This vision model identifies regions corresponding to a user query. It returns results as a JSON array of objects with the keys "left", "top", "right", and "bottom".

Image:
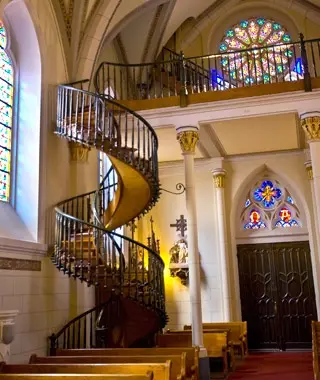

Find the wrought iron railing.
[
  {"left": 94, "top": 35, "right": 320, "bottom": 100},
  {"left": 49, "top": 297, "right": 111, "bottom": 355},
  {"left": 56, "top": 83, "right": 160, "bottom": 205}
]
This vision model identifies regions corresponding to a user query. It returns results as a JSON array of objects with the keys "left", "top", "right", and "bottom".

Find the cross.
[
  {"left": 129, "top": 220, "right": 138, "bottom": 237},
  {"left": 170, "top": 215, "right": 187, "bottom": 237}
]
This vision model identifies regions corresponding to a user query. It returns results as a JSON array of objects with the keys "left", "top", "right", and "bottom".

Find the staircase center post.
[{"left": 176, "top": 125, "right": 205, "bottom": 353}]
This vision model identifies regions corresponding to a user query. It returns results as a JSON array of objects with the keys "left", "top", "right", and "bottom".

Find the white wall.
[
  {"left": 144, "top": 159, "right": 224, "bottom": 329},
  {"left": 0, "top": 0, "right": 95, "bottom": 364},
  {"left": 226, "top": 151, "right": 320, "bottom": 319},
  {"left": 0, "top": 248, "right": 94, "bottom": 364},
  {"left": 5, "top": 0, "right": 41, "bottom": 241},
  {"left": 145, "top": 150, "right": 319, "bottom": 327}
]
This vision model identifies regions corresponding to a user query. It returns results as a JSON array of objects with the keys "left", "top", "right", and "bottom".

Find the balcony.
[{"left": 95, "top": 35, "right": 320, "bottom": 111}]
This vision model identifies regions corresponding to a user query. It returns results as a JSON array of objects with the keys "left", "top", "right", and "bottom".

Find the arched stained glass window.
[
  {"left": 219, "top": 18, "right": 294, "bottom": 85},
  {"left": 0, "top": 21, "right": 13, "bottom": 202},
  {"left": 241, "top": 178, "right": 301, "bottom": 231}
]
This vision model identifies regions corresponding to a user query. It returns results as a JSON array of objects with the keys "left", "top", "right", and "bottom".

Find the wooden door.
[{"left": 237, "top": 241, "right": 317, "bottom": 350}]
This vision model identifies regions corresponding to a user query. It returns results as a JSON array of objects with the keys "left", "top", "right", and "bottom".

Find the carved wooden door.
[{"left": 237, "top": 241, "right": 317, "bottom": 350}]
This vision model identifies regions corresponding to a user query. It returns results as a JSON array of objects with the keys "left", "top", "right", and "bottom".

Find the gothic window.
[
  {"left": 241, "top": 179, "right": 301, "bottom": 230},
  {"left": 219, "top": 18, "right": 298, "bottom": 85},
  {"left": 0, "top": 21, "right": 13, "bottom": 202}
]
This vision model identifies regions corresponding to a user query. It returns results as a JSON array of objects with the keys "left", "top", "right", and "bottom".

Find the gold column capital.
[
  {"left": 304, "top": 160, "right": 313, "bottom": 180},
  {"left": 176, "top": 126, "right": 199, "bottom": 154},
  {"left": 69, "top": 141, "right": 90, "bottom": 163},
  {"left": 212, "top": 169, "right": 226, "bottom": 188},
  {"left": 300, "top": 112, "right": 320, "bottom": 141}
]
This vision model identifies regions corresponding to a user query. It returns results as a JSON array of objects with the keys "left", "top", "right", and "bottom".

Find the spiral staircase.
[{"left": 49, "top": 78, "right": 166, "bottom": 354}]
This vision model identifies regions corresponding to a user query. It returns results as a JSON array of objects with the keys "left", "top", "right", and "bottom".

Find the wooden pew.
[
  {"left": 157, "top": 332, "right": 233, "bottom": 376},
  {"left": 27, "top": 355, "right": 185, "bottom": 380},
  {"left": 0, "top": 376, "right": 153, "bottom": 380},
  {"left": 312, "top": 320, "right": 320, "bottom": 380},
  {"left": 184, "top": 322, "right": 247, "bottom": 357},
  {"left": 23, "top": 360, "right": 170, "bottom": 380},
  {"left": 166, "top": 329, "right": 231, "bottom": 346},
  {"left": 55, "top": 348, "right": 199, "bottom": 380}
]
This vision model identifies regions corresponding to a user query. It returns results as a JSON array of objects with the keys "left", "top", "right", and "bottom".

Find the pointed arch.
[
  {"left": 240, "top": 177, "right": 303, "bottom": 232},
  {"left": 228, "top": 162, "right": 320, "bottom": 320}
]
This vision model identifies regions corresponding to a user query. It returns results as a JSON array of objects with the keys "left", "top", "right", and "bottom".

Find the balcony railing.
[{"left": 95, "top": 34, "right": 320, "bottom": 102}]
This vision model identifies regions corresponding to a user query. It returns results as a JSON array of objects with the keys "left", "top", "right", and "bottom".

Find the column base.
[{"left": 199, "top": 354, "right": 211, "bottom": 380}]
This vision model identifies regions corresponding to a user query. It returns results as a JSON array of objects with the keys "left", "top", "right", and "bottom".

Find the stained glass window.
[
  {"left": 275, "top": 207, "right": 298, "bottom": 228},
  {"left": 253, "top": 180, "right": 282, "bottom": 208},
  {"left": 0, "top": 21, "right": 13, "bottom": 202},
  {"left": 244, "top": 209, "right": 266, "bottom": 229},
  {"left": 219, "top": 18, "right": 293, "bottom": 85},
  {"left": 241, "top": 178, "right": 301, "bottom": 231}
]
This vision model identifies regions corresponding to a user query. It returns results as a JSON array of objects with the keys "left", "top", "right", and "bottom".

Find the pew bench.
[
  {"left": 312, "top": 320, "right": 320, "bottom": 380},
  {"left": 55, "top": 348, "right": 199, "bottom": 380},
  {"left": 157, "top": 332, "right": 233, "bottom": 376},
  {"left": 27, "top": 355, "right": 185, "bottom": 380},
  {"left": 184, "top": 322, "right": 247, "bottom": 357},
  {"left": 23, "top": 360, "right": 170, "bottom": 380},
  {"left": 0, "top": 375, "right": 153, "bottom": 380}
]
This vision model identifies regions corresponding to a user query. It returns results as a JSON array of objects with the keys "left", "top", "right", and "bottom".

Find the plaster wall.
[
  {"left": 146, "top": 150, "right": 320, "bottom": 327},
  {"left": 0, "top": 0, "right": 95, "bottom": 364}
]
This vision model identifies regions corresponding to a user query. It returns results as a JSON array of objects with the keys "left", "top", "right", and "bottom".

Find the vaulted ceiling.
[{"left": 50, "top": 0, "right": 320, "bottom": 79}]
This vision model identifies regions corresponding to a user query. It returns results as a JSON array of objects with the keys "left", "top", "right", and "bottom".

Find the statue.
[
  {"left": 169, "top": 238, "right": 188, "bottom": 264},
  {"left": 169, "top": 214, "right": 189, "bottom": 285}
]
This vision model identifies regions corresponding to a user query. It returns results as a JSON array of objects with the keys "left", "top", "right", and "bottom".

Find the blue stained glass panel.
[
  {"left": 245, "top": 199, "right": 251, "bottom": 208},
  {"left": 253, "top": 180, "right": 282, "bottom": 208},
  {"left": 287, "top": 196, "right": 294, "bottom": 204}
]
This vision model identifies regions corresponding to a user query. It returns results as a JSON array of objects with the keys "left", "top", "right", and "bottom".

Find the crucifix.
[
  {"left": 170, "top": 215, "right": 187, "bottom": 237},
  {"left": 129, "top": 220, "right": 138, "bottom": 239}
]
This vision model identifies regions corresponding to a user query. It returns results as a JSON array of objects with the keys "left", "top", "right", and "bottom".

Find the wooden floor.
[{"left": 224, "top": 352, "right": 313, "bottom": 380}]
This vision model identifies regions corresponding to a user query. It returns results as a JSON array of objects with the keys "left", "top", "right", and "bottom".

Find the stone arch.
[
  {"left": 228, "top": 162, "right": 320, "bottom": 319},
  {"left": 2, "top": 0, "right": 68, "bottom": 244},
  {"left": 236, "top": 169, "right": 308, "bottom": 237},
  {"left": 77, "top": 0, "right": 170, "bottom": 83},
  {"left": 180, "top": 0, "right": 320, "bottom": 54}
]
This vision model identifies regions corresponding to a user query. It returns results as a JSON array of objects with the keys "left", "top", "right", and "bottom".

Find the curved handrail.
[
  {"left": 55, "top": 206, "right": 164, "bottom": 267},
  {"left": 94, "top": 37, "right": 319, "bottom": 100},
  {"left": 49, "top": 297, "right": 114, "bottom": 355},
  {"left": 54, "top": 298, "right": 111, "bottom": 339},
  {"left": 59, "top": 84, "right": 159, "bottom": 148},
  {"left": 53, "top": 80, "right": 165, "bottom": 351}
]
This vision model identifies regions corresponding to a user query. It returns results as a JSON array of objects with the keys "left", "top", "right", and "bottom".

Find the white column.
[
  {"left": 212, "top": 169, "right": 231, "bottom": 321},
  {"left": 301, "top": 112, "right": 320, "bottom": 230},
  {"left": 176, "top": 126, "right": 204, "bottom": 351},
  {"left": 304, "top": 160, "right": 320, "bottom": 315}
]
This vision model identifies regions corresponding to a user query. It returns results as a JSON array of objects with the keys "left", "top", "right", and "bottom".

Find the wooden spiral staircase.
[{"left": 49, "top": 79, "right": 166, "bottom": 354}]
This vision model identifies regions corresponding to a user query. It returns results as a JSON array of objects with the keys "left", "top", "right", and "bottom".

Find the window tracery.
[
  {"left": 241, "top": 179, "right": 301, "bottom": 231},
  {"left": 0, "top": 21, "right": 13, "bottom": 202},
  {"left": 219, "top": 18, "right": 300, "bottom": 85}
]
